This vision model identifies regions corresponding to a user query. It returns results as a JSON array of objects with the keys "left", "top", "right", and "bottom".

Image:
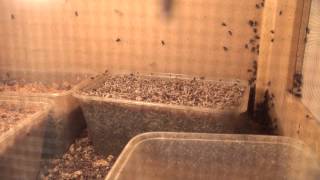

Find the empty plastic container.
[
  {"left": 0, "top": 69, "right": 93, "bottom": 158},
  {"left": 0, "top": 96, "right": 51, "bottom": 180},
  {"left": 106, "top": 132, "right": 320, "bottom": 180},
  {"left": 75, "top": 73, "right": 249, "bottom": 155}
]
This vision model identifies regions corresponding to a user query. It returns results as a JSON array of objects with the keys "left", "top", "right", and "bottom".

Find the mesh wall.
[{"left": 0, "top": 0, "right": 263, "bottom": 80}]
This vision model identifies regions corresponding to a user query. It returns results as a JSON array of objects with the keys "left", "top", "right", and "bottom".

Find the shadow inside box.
[
  {"left": 38, "top": 129, "right": 115, "bottom": 180},
  {"left": 236, "top": 112, "right": 277, "bottom": 135}
]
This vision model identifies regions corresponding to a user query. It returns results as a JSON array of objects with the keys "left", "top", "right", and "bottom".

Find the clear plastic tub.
[
  {"left": 74, "top": 73, "right": 249, "bottom": 155},
  {"left": 106, "top": 132, "right": 320, "bottom": 180},
  {"left": 0, "top": 96, "right": 51, "bottom": 180},
  {"left": 0, "top": 70, "right": 94, "bottom": 158}
]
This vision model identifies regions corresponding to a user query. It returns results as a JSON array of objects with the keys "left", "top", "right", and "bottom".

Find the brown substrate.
[
  {"left": 39, "top": 130, "right": 115, "bottom": 180},
  {"left": 81, "top": 73, "right": 245, "bottom": 109},
  {"left": 0, "top": 80, "right": 72, "bottom": 94},
  {"left": 0, "top": 103, "right": 37, "bottom": 135}
]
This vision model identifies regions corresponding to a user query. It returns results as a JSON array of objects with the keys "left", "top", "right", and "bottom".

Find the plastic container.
[
  {"left": 0, "top": 70, "right": 94, "bottom": 158},
  {"left": 74, "top": 73, "right": 249, "bottom": 155},
  {"left": 106, "top": 132, "right": 320, "bottom": 180},
  {"left": 0, "top": 96, "right": 51, "bottom": 180}
]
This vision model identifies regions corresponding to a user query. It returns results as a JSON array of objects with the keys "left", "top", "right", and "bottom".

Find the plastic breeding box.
[
  {"left": 74, "top": 73, "right": 249, "bottom": 155},
  {"left": 0, "top": 70, "right": 93, "bottom": 158},
  {"left": 106, "top": 132, "right": 320, "bottom": 180},
  {"left": 0, "top": 97, "right": 50, "bottom": 180}
]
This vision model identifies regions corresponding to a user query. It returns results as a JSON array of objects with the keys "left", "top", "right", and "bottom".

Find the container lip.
[
  {"left": 0, "top": 70, "right": 95, "bottom": 98},
  {"left": 0, "top": 90, "right": 72, "bottom": 98},
  {"left": 0, "top": 76, "right": 90, "bottom": 97},
  {"left": 74, "top": 72, "right": 250, "bottom": 113},
  {"left": 0, "top": 97, "right": 51, "bottom": 154},
  {"left": 106, "top": 132, "right": 319, "bottom": 180},
  {"left": 126, "top": 132, "right": 309, "bottom": 148}
]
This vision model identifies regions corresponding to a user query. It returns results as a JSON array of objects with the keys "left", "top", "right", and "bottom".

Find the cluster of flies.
[
  {"left": 244, "top": 19, "right": 261, "bottom": 55},
  {"left": 287, "top": 27, "right": 310, "bottom": 98},
  {"left": 289, "top": 26, "right": 312, "bottom": 98},
  {"left": 262, "top": 89, "right": 278, "bottom": 130},
  {"left": 220, "top": 1, "right": 269, "bottom": 86},
  {"left": 248, "top": 60, "right": 258, "bottom": 87},
  {"left": 289, "top": 73, "right": 303, "bottom": 98},
  {"left": 246, "top": 2, "right": 286, "bottom": 87},
  {"left": 246, "top": 0, "right": 264, "bottom": 87}
]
